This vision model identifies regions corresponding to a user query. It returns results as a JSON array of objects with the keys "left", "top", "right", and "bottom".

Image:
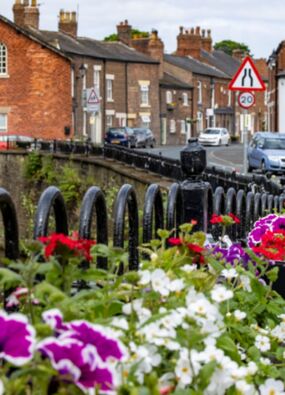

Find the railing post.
[{"left": 180, "top": 138, "right": 211, "bottom": 232}]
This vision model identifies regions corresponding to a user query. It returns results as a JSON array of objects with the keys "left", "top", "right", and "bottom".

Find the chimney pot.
[
  {"left": 125, "top": 19, "right": 128, "bottom": 25},
  {"left": 71, "top": 11, "right": 76, "bottom": 22},
  {"left": 202, "top": 29, "right": 205, "bottom": 37},
  {"left": 179, "top": 26, "right": 183, "bottom": 34},
  {"left": 195, "top": 26, "right": 200, "bottom": 35},
  {"left": 190, "top": 27, "right": 194, "bottom": 34},
  {"left": 31, "top": 0, "right": 37, "bottom": 6},
  {"left": 207, "top": 29, "right": 211, "bottom": 37}
]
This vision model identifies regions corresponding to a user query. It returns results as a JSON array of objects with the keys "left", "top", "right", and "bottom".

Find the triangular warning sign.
[
  {"left": 229, "top": 56, "right": 266, "bottom": 91},
  {"left": 87, "top": 88, "right": 100, "bottom": 104}
]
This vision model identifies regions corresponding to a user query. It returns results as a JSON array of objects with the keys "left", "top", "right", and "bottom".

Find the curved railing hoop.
[
  {"left": 143, "top": 184, "right": 164, "bottom": 244},
  {"left": 34, "top": 186, "right": 68, "bottom": 239},
  {"left": 166, "top": 183, "right": 183, "bottom": 234},
  {"left": 79, "top": 186, "right": 108, "bottom": 269},
  {"left": 113, "top": 184, "right": 139, "bottom": 271},
  {"left": 0, "top": 188, "right": 19, "bottom": 259}
]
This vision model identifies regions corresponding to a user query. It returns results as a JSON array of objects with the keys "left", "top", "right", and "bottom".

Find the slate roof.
[
  {"left": 160, "top": 72, "right": 193, "bottom": 89},
  {"left": 0, "top": 15, "right": 70, "bottom": 60},
  {"left": 164, "top": 54, "right": 229, "bottom": 79},
  {"left": 28, "top": 28, "right": 159, "bottom": 64},
  {"left": 201, "top": 49, "right": 240, "bottom": 78}
]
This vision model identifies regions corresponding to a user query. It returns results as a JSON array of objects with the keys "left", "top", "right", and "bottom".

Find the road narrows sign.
[
  {"left": 229, "top": 56, "right": 266, "bottom": 91},
  {"left": 86, "top": 87, "right": 100, "bottom": 112}
]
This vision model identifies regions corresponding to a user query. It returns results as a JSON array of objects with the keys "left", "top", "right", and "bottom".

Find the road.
[{"left": 145, "top": 144, "right": 244, "bottom": 172}]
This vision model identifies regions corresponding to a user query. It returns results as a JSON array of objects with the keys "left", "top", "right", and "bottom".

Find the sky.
[{"left": 1, "top": 0, "right": 285, "bottom": 59}]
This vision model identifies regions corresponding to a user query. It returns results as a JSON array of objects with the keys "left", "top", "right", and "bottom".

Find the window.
[
  {"left": 140, "top": 85, "right": 149, "bottom": 106},
  {"left": 94, "top": 71, "right": 100, "bottom": 96},
  {"left": 140, "top": 115, "right": 150, "bottom": 128},
  {"left": 180, "top": 120, "right": 186, "bottom": 134},
  {"left": 0, "top": 114, "right": 7, "bottom": 132},
  {"left": 170, "top": 119, "right": 176, "bottom": 133},
  {"left": 166, "top": 90, "right": 172, "bottom": 104},
  {"left": 182, "top": 92, "right": 188, "bottom": 106},
  {"left": 228, "top": 90, "right": 232, "bottom": 107},
  {"left": 211, "top": 85, "right": 215, "bottom": 108},
  {"left": 106, "top": 78, "right": 113, "bottom": 101},
  {"left": 0, "top": 44, "right": 7, "bottom": 75},
  {"left": 106, "top": 115, "right": 113, "bottom": 128},
  {"left": 197, "top": 81, "right": 202, "bottom": 104}
]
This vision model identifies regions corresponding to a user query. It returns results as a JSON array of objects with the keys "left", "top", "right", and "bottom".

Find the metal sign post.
[{"left": 243, "top": 109, "right": 248, "bottom": 174}]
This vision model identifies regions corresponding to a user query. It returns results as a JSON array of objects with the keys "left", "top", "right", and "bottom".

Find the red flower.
[
  {"left": 168, "top": 237, "right": 183, "bottom": 246},
  {"left": 252, "top": 230, "right": 285, "bottom": 261},
  {"left": 187, "top": 243, "right": 204, "bottom": 253},
  {"left": 210, "top": 214, "right": 224, "bottom": 224},
  {"left": 228, "top": 213, "right": 241, "bottom": 224},
  {"left": 191, "top": 220, "right": 198, "bottom": 226},
  {"left": 39, "top": 233, "right": 96, "bottom": 262}
]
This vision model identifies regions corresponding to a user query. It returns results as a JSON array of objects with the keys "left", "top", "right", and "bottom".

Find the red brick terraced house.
[
  {"left": 0, "top": 11, "right": 72, "bottom": 139},
  {"left": 1, "top": 1, "right": 161, "bottom": 143}
]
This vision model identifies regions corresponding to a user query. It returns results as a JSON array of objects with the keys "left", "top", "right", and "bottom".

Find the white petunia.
[
  {"left": 234, "top": 310, "right": 247, "bottom": 321},
  {"left": 175, "top": 356, "right": 193, "bottom": 386},
  {"left": 221, "top": 268, "right": 238, "bottom": 280},
  {"left": 150, "top": 253, "right": 158, "bottom": 262},
  {"left": 181, "top": 264, "right": 197, "bottom": 272},
  {"left": 111, "top": 317, "right": 129, "bottom": 330},
  {"left": 271, "top": 323, "right": 285, "bottom": 342},
  {"left": 240, "top": 275, "right": 252, "bottom": 292},
  {"left": 259, "top": 378, "right": 285, "bottom": 395},
  {"left": 131, "top": 344, "right": 161, "bottom": 383},
  {"left": 138, "top": 270, "right": 151, "bottom": 285},
  {"left": 168, "top": 279, "right": 185, "bottom": 292},
  {"left": 235, "top": 380, "right": 257, "bottom": 395},
  {"left": 211, "top": 285, "right": 234, "bottom": 303},
  {"left": 150, "top": 269, "right": 171, "bottom": 296},
  {"left": 255, "top": 335, "right": 271, "bottom": 352}
]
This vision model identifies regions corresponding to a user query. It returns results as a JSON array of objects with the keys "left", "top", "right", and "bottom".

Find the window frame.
[
  {"left": 166, "top": 90, "right": 173, "bottom": 104},
  {"left": 140, "top": 84, "right": 149, "bottom": 106},
  {"left": 0, "top": 43, "right": 8, "bottom": 76},
  {"left": 106, "top": 78, "right": 113, "bottom": 102},
  {"left": 0, "top": 113, "right": 8, "bottom": 132},
  {"left": 197, "top": 81, "right": 202, "bottom": 104},
  {"left": 182, "top": 92, "right": 189, "bottom": 106}
]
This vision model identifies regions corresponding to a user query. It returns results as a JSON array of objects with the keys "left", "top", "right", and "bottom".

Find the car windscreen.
[
  {"left": 203, "top": 129, "right": 220, "bottom": 135},
  {"left": 108, "top": 129, "right": 126, "bottom": 137},
  {"left": 263, "top": 138, "right": 285, "bottom": 150},
  {"left": 133, "top": 129, "right": 146, "bottom": 136}
]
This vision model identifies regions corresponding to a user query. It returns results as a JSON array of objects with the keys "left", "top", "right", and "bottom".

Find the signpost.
[{"left": 229, "top": 56, "right": 266, "bottom": 174}]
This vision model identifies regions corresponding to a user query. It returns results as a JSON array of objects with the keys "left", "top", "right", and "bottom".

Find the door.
[{"left": 161, "top": 118, "right": 167, "bottom": 145}]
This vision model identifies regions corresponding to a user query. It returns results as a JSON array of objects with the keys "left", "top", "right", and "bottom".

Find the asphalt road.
[{"left": 144, "top": 143, "right": 244, "bottom": 172}]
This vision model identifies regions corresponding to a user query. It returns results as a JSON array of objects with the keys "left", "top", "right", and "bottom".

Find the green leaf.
[
  {"left": 266, "top": 266, "right": 279, "bottom": 283},
  {"left": 216, "top": 334, "right": 241, "bottom": 363},
  {"left": 247, "top": 346, "right": 261, "bottom": 361},
  {"left": 197, "top": 360, "right": 216, "bottom": 389},
  {"left": 0, "top": 268, "right": 22, "bottom": 288}
]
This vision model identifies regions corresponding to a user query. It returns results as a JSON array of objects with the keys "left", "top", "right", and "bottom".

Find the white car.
[{"left": 198, "top": 128, "right": 231, "bottom": 146}]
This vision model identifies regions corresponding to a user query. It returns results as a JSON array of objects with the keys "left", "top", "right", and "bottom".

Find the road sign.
[
  {"left": 86, "top": 87, "right": 100, "bottom": 112},
  {"left": 229, "top": 56, "right": 266, "bottom": 91},
  {"left": 238, "top": 91, "right": 255, "bottom": 109}
]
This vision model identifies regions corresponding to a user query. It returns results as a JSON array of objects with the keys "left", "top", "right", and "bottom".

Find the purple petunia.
[
  {"left": 248, "top": 214, "right": 285, "bottom": 248},
  {"left": 213, "top": 244, "right": 250, "bottom": 266},
  {"left": 40, "top": 309, "right": 127, "bottom": 393},
  {"left": 0, "top": 311, "right": 35, "bottom": 366},
  {"left": 38, "top": 337, "right": 116, "bottom": 394}
]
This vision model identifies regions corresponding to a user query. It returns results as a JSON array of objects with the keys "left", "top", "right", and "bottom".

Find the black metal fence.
[
  {"left": 23, "top": 139, "right": 282, "bottom": 195},
  {"left": 0, "top": 181, "right": 283, "bottom": 269}
]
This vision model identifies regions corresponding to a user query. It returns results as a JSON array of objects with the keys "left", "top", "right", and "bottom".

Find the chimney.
[
  {"left": 117, "top": 20, "right": 132, "bottom": 46},
  {"left": 58, "top": 9, "right": 78, "bottom": 38},
  {"left": 201, "top": 29, "right": 212, "bottom": 52},
  {"left": 148, "top": 29, "right": 164, "bottom": 78},
  {"left": 13, "top": 0, "right": 25, "bottom": 27},
  {"left": 13, "top": 0, "right": 40, "bottom": 30},
  {"left": 176, "top": 25, "right": 202, "bottom": 59},
  {"left": 232, "top": 48, "right": 246, "bottom": 62}
]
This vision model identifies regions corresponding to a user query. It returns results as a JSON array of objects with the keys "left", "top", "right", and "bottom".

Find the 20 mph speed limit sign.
[{"left": 238, "top": 91, "right": 255, "bottom": 109}]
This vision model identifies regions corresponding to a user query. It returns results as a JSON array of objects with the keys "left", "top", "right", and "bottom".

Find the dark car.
[
  {"left": 247, "top": 132, "right": 285, "bottom": 173},
  {"left": 104, "top": 127, "right": 136, "bottom": 148},
  {"left": 133, "top": 128, "right": 156, "bottom": 148}
]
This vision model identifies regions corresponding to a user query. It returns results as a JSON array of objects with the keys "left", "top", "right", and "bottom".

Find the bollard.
[{"left": 180, "top": 138, "right": 211, "bottom": 232}]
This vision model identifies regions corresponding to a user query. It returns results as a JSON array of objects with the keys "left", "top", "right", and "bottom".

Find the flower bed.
[{"left": 0, "top": 217, "right": 285, "bottom": 394}]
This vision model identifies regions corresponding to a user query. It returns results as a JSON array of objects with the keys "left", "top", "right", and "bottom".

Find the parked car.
[
  {"left": 198, "top": 128, "right": 230, "bottom": 146},
  {"left": 0, "top": 134, "right": 34, "bottom": 150},
  {"left": 247, "top": 132, "right": 285, "bottom": 173},
  {"left": 104, "top": 127, "right": 137, "bottom": 148},
  {"left": 133, "top": 128, "right": 156, "bottom": 148}
]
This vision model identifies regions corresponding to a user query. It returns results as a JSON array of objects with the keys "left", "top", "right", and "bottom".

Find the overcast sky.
[{"left": 2, "top": 0, "right": 285, "bottom": 59}]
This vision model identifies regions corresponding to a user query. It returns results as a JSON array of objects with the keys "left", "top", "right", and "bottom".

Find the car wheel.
[
  {"left": 226, "top": 139, "right": 230, "bottom": 146},
  {"left": 247, "top": 163, "right": 253, "bottom": 173},
  {"left": 260, "top": 160, "right": 266, "bottom": 173}
]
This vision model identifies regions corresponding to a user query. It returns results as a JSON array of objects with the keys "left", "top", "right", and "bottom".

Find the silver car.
[{"left": 198, "top": 128, "right": 230, "bottom": 146}]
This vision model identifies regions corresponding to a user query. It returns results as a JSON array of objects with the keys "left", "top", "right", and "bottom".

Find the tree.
[
  {"left": 104, "top": 29, "right": 149, "bottom": 42},
  {"left": 214, "top": 40, "right": 252, "bottom": 56}
]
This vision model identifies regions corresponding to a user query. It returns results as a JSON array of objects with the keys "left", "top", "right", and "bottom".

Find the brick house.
[
  {"left": 0, "top": 9, "right": 72, "bottom": 139},
  {"left": 116, "top": 22, "right": 194, "bottom": 144},
  {"left": 267, "top": 43, "right": 285, "bottom": 132},
  {"left": 2, "top": 1, "right": 161, "bottom": 143}
]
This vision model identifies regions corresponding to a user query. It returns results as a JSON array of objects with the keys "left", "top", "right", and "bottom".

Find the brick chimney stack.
[
  {"left": 232, "top": 49, "right": 246, "bottom": 62},
  {"left": 58, "top": 9, "right": 78, "bottom": 38},
  {"left": 148, "top": 29, "right": 165, "bottom": 78},
  {"left": 13, "top": 0, "right": 40, "bottom": 30},
  {"left": 201, "top": 29, "right": 212, "bottom": 52},
  {"left": 176, "top": 26, "right": 202, "bottom": 59},
  {"left": 117, "top": 20, "right": 132, "bottom": 46}
]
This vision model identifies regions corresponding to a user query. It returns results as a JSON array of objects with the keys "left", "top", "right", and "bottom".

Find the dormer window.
[{"left": 0, "top": 44, "right": 7, "bottom": 75}]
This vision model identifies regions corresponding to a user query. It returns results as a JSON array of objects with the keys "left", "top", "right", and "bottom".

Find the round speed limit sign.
[{"left": 238, "top": 91, "right": 255, "bottom": 109}]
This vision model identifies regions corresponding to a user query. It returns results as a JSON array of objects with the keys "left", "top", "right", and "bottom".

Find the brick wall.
[{"left": 0, "top": 20, "right": 72, "bottom": 140}]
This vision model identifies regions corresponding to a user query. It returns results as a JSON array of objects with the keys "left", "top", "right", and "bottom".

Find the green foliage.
[
  {"left": 23, "top": 151, "right": 42, "bottom": 180},
  {"left": 214, "top": 39, "right": 252, "bottom": 56},
  {"left": 104, "top": 29, "right": 149, "bottom": 42},
  {"left": 57, "top": 164, "right": 82, "bottom": 206}
]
